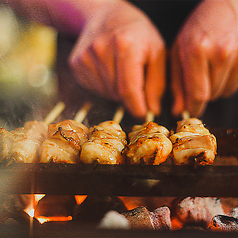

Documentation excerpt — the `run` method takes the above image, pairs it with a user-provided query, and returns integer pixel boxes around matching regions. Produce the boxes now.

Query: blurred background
[1,1,238,131]
[0,4,58,130]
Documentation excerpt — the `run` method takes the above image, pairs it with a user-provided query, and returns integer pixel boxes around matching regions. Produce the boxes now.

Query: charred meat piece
[0,121,48,163]
[170,118,217,165]
[40,120,88,163]
[126,122,172,165]
[80,121,127,164]
[174,197,224,229]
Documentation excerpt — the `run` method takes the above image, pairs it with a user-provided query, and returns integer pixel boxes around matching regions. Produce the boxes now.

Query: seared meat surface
[80,120,127,164]
[0,121,48,163]
[40,120,88,163]
[170,118,217,165]
[126,121,172,165]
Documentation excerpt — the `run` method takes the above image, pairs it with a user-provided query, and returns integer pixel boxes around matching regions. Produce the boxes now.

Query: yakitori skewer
[39,102,92,164]
[79,106,127,164]
[125,111,172,165]
[43,102,66,125]
[0,102,65,163]
[169,111,217,165]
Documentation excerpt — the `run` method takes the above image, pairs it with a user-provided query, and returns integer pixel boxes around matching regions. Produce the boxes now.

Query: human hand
[69,1,166,118]
[171,0,238,117]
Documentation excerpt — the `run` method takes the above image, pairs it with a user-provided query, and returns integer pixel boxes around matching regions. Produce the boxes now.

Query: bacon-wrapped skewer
[0,102,65,163]
[125,111,172,165]
[39,102,91,164]
[79,107,127,164]
[169,112,217,165]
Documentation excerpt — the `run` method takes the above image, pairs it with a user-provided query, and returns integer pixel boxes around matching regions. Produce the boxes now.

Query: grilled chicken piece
[125,121,172,165]
[170,118,217,165]
[80,121,127,164]
[0,121,48,163]
[40,120,88,163]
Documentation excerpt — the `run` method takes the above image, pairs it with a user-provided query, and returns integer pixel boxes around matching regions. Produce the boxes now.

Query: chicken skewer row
[125,111,172,165]
[0,102,65,163]
[39,102,92,164]
[79,106,127,164]
[169,111,217,165]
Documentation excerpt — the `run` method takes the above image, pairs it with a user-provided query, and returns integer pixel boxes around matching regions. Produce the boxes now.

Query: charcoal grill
[0,161,238,197]
[0,128,238,197]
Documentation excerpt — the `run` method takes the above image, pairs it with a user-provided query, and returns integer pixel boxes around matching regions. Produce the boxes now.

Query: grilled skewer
[79,106,127,164]
[125,111,172,165]
[0,102,65,163]
[39,102,91,164]
[170,111,217,165]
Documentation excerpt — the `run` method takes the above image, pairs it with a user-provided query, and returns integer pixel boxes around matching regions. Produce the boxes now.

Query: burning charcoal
[229,207,238,218]
[98,210,130,229]
[74,196,127,225]
[122,206,172,230]
[34,195,76,218]
[210,215,238,232]
[175,197,224,228]
[122,206,154,229]
[0,195,26,223]
[150,206,172,230]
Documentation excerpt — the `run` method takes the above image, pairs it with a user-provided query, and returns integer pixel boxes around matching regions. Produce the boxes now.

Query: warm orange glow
[24,194,75,224]
[171,217,183,230]
[37,215,73,224]
[23,194,45,209]
[74,195,87,205]
[118,197,147,210]
[26,208,35,218]
[34,194,45,202]
[24,194,45,218]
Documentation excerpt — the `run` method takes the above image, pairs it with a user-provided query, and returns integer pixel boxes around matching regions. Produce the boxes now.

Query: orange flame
[24,194,87,224]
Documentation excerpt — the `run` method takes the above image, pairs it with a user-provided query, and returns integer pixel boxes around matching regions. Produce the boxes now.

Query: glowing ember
[27,208,35,218]
[24,194,45,218]
[37,215,73,224]
[24,194,74,224]
[75,195,87,205]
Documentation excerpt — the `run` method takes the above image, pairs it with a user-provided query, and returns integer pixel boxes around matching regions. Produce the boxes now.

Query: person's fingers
[179,37,211,117]
[222,56,238,97]
[145,42,166,116]
[90,34,120,101]
[69,46,107,96]
[208,43,237,101]
[114,35,147,118]
[170,43,185,117]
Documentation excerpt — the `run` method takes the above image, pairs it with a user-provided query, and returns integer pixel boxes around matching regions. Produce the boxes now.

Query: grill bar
[1,163,238,197]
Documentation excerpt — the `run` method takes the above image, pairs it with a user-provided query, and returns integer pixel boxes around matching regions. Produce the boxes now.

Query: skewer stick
[182,110,190,120]
[43,102,66,125]
[145,110,155,123]
[74,102,92,123]
[113,106,124,124]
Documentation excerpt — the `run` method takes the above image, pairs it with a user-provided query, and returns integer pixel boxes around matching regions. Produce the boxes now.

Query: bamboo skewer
[43,102,66,125]
[182,110,190,120]
[113,106,125,124]
[145,110,155,124]
[74,102,92,123]
[39,102,92,164]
